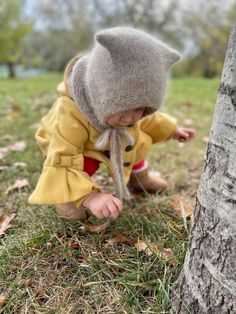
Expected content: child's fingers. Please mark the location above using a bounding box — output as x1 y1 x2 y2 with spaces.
112 197 123 213
107 202 120 219
102 207 111 218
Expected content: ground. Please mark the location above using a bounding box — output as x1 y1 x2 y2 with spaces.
0 74 219 313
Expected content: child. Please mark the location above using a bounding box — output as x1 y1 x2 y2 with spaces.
28 27 195 221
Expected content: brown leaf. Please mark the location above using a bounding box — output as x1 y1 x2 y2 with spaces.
134 239 153 256
8 141 27 152
0 296 7 307
134 240 175 262
21 279 33 287
67 241 80 249
5 179 29 194
79 222 110 234
155 243 174 261
35 287 47 298
171 197 194 217
0 213 16 236
106 233 136 246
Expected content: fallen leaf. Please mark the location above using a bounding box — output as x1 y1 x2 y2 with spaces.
67 241 80 248
106 234 136 246
134 240 175 262
171 197 194 217
8 141 27 152
12 162 27 168
35 287 47 298
0 213 16 236
79 222 110 234
155 243 174 261
21 279 33 287
0 296 7 307
0 141 27 159
5 179 29 194
134 239 153 256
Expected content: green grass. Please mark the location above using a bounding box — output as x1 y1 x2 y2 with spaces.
0 74 219 313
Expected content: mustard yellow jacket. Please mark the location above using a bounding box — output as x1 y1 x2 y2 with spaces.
28 83 177 207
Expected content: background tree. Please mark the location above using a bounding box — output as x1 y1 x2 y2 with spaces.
23 0 93 72
0 0 32 78
172 19 236 313
176 0 235 77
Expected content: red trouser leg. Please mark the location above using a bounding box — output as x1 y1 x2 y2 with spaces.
83 156 101 176
131 160 147 172
83 156 147 176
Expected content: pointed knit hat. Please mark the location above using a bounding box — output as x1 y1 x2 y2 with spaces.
69 27 180 200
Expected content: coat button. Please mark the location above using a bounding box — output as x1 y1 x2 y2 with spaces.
125 145 133 152
103 150 110 158
123 162 131 167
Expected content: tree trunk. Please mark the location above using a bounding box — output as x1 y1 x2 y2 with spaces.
6 62 16 78
172 21 236 314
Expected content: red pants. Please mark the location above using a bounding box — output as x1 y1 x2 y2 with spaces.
83 156 145 176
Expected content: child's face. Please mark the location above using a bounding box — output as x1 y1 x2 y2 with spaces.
106 108 145 128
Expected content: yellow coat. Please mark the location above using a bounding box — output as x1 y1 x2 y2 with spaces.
28 83 177 207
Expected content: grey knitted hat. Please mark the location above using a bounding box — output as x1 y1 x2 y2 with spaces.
69 27 180 200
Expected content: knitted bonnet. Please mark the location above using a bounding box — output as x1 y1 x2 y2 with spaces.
69 27 180 200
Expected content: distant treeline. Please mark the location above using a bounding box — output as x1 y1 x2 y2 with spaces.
0 0 235 78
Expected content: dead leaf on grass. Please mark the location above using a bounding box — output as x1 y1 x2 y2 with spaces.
5 178 29 194
134 239 153 256
171 197 194 217
8 141 27 152
12 162 27 168
0 213 16 236
106 233 136 246
0 141 27 160
21 278 33 287
0 296 7 307
79 222 110 234
134 240 174 262
67 241 80 249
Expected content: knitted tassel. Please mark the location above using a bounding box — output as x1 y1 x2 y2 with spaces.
95 128 133 200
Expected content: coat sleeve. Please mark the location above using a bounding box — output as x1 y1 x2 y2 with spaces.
140 112 177 143
28 97 101 208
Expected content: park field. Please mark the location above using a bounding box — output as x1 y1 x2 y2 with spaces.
0 74 219 313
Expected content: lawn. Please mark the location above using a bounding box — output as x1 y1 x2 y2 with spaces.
0 74 219 313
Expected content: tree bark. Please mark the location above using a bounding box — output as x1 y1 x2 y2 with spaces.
172 20 236 314
6 62 16 78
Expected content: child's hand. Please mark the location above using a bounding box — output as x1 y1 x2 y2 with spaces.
82 192 123 220
173 127 195 142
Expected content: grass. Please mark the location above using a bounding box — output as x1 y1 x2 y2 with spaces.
0 74 219 313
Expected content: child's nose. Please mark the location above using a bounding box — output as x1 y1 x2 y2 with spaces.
121 115 134 124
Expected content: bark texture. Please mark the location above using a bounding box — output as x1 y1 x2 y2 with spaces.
172 21 236 314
